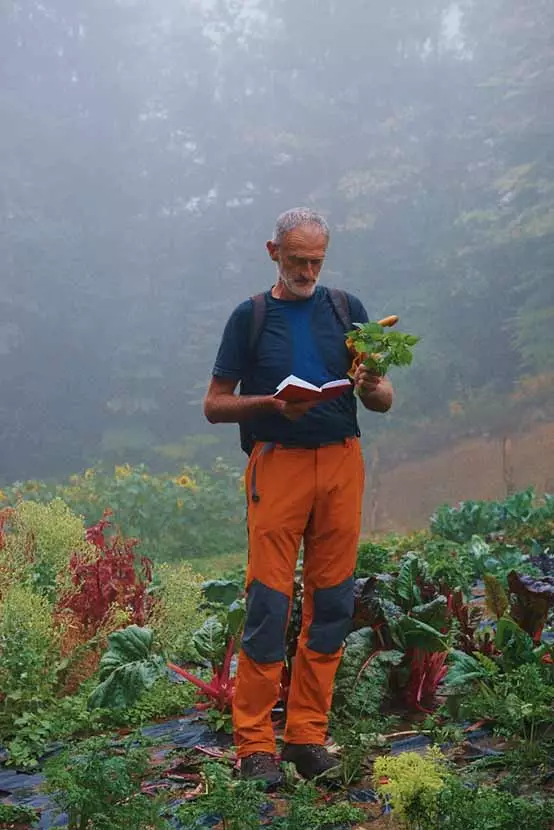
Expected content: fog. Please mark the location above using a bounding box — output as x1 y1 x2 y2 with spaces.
1 0 553 509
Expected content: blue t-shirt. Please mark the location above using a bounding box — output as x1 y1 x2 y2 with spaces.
212 286 369 447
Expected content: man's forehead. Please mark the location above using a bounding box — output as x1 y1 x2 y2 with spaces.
281 225 328 255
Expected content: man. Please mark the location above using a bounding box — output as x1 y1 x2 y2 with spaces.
203 207 393 786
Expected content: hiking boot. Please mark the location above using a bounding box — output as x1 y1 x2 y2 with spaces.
281 743 340 780
240 752 282 789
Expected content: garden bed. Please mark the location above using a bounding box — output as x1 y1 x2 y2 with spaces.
0 482 553 828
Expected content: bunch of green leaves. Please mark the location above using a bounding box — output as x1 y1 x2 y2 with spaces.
350 554 451 710
418 538 473 595
176 762 267 830
272 780 364 829
347 321 420 375
44 733 171 830
462 536 536 583
89 588 245 714
436 775 554 830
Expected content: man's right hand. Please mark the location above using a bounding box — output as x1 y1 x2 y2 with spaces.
274 399 318 421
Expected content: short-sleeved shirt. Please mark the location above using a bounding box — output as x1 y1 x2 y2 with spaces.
212 285 369 447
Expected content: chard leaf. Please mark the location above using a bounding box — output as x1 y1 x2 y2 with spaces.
201 579 242 608
88 625 165 710
397 617 448 652
411 596 449 628
396 553 427 609
445 649 498 691
193 616 227 665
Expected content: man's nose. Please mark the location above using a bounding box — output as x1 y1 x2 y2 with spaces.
304 262 315 279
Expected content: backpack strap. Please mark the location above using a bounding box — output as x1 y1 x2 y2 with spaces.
239 293 267 456
248 292 267 355
327 287 352 331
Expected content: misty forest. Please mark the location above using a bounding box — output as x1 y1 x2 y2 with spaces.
1 1 554 828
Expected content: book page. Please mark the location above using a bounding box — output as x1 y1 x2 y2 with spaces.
275 374 320 393
321 379 352 391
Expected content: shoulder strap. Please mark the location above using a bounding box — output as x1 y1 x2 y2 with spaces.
327 287 351 331
249 292 267 355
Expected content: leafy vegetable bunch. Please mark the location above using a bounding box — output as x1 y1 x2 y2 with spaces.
346 314 420 377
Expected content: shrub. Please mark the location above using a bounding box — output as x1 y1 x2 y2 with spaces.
58 512 153 634
147 561 206 662
0 585 59 733
0 499 94 598
44 734 171 830
437 776 554 829
373 748 448 829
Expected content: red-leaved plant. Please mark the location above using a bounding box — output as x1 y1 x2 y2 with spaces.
58 510 154 634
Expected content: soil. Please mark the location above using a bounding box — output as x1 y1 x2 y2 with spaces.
365 422 554 534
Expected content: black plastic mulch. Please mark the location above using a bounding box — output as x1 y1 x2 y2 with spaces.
0 712 509 828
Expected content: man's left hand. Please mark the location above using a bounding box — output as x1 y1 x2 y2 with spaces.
354 365 393 413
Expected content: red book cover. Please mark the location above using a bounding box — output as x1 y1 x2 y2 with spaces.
273 375 352 403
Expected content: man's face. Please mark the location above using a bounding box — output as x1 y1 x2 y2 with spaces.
267 224 328 299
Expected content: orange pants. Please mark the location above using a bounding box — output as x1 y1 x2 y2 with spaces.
233 438 365 757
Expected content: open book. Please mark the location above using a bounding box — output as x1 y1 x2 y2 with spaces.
273 375 352 403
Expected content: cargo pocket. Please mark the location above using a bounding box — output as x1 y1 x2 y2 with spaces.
308 576 355 654
242 579 290 664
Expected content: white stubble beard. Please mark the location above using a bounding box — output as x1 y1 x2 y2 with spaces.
277 265 318 299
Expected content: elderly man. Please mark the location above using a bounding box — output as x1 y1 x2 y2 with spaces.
203 207 393 786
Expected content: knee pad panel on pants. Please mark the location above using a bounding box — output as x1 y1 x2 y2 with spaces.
308 576 355 654
242 579 290 664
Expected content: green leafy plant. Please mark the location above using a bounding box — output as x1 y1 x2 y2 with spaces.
332 717 389 786
373 748 448 829
147 562 207 662
355 540 395 575
272 780 364 829
90 595 245 716
346 320 420 376
0 585 60 734
333 626 403 720
176 762 267 830
352 555 450 710
436 775 554 829
44 733 171 830
88 625 166 710
6 675 196 770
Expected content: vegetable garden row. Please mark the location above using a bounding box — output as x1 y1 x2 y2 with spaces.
0 481 553 828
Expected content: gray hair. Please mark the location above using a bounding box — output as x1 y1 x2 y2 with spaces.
272 207 330 245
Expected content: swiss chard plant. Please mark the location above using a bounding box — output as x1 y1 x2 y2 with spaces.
89 581 246 716
351 553 451 711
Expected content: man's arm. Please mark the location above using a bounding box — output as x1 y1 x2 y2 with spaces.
353 366 394 413
203 377 316 424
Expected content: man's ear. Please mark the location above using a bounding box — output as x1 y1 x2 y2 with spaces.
266 240 279 262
